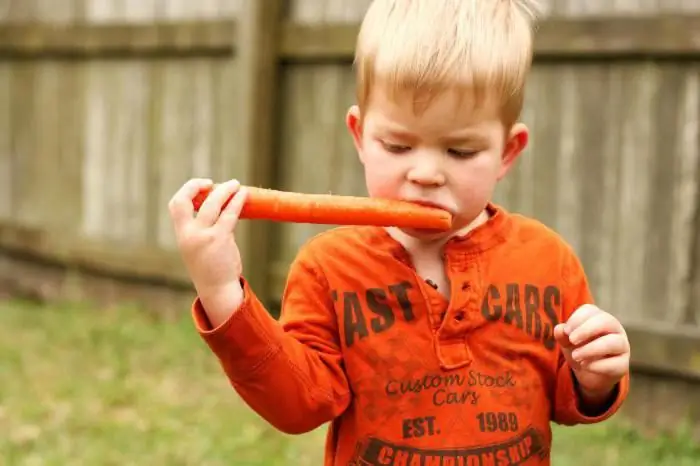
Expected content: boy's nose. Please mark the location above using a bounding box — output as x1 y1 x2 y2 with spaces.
406 161 446 186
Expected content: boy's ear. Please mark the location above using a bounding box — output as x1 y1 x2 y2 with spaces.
346 105 365 161
497 122 529 180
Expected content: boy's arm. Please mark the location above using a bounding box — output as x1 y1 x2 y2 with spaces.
552 249 630 426
191 244 351 434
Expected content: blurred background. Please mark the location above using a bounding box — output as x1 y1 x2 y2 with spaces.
1 0 699 464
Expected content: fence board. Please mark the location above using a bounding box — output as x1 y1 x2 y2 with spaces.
0 1 9 20
108 60 150 243
59 62 86 236
34 61 64 231
0 63 9 219
9 62 39 227
83 59 154 243
82 61 108 239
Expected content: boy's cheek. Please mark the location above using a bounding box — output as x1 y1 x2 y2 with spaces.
361 147 395 174
363 164 401 198
364 173 397 198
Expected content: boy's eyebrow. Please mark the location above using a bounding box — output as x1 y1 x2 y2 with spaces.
440 133 490 145
372 120 415 137
375 122 491 145
381 128 417 140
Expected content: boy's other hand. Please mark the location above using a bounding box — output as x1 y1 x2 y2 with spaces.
554 304 630 405
168 178 249 325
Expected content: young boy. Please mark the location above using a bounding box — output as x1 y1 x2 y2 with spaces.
168 1 631 464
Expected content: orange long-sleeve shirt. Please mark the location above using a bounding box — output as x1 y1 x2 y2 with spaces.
193 203 629 466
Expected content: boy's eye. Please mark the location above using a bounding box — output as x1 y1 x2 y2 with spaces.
448 148 479 158
382 142 411 153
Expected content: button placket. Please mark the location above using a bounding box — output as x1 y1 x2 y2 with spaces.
416 275 449 331
437 254 480 352
456 255 480 322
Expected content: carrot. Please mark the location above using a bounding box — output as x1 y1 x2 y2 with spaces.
192 184 453 230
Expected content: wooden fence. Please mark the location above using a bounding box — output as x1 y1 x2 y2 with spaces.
1 0 700 439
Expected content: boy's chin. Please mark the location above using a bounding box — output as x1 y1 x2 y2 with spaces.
398 226 453 241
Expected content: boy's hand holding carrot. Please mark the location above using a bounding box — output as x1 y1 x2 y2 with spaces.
168 178 249 327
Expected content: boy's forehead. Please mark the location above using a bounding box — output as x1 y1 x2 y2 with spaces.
363 85 503 134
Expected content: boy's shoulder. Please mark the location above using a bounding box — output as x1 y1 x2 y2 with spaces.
505 208 577 253
501 207 586 277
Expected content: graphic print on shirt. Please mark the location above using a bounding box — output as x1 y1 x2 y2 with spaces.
334 281 561 351
344 339 551 465
347 427 548 465
332 281 562 466
332 280 416 348
480 283 562 350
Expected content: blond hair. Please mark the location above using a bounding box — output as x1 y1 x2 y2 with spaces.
353 0 541 126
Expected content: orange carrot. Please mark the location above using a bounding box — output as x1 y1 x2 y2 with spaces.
192 184 453 230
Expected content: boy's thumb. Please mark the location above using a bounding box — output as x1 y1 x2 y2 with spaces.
554 323 582 371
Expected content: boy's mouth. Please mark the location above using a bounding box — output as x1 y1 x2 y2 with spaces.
405 199 452 213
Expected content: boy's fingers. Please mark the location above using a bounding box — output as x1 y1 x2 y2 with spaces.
197 179 241 227
217 187 248 232
564 304 599 334
568 313 620 347
582 354 629 377
169 178 213 230
571 334 626 363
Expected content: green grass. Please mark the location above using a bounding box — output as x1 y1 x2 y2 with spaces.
1 298 698 465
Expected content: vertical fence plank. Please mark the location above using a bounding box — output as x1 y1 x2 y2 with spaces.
0 60 9 219
687 69 700 326
81 59 108 238
9 33 38 228
0 0 13 219
236 0 283 302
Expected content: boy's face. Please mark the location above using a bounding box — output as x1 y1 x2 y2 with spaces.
346 86 528 240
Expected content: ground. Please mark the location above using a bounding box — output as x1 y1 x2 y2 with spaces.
1 298 699 465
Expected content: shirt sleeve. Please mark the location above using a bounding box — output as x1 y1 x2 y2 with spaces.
191 242 351 434
551 247 630 426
